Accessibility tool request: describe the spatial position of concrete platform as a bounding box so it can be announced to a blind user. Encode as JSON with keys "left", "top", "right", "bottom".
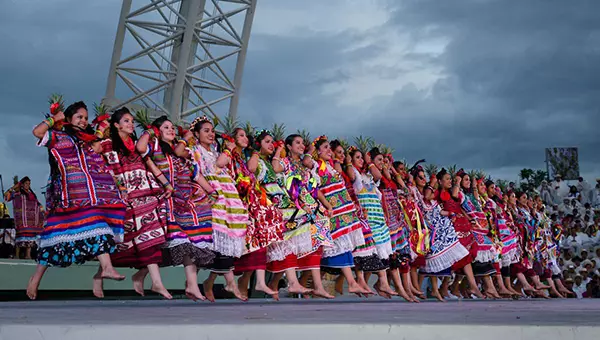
{"left": 1, "top": 299, "right": 599, "bottom": 340}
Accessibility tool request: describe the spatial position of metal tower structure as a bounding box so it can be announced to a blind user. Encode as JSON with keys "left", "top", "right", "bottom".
{"left": 103, "top": 0, "right": 257, "bottom": 123}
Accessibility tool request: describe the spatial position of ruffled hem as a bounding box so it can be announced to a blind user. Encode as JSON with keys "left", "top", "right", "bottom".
{"left": 37, "top": 234, "right": 115, "bottom": 267}
{"left": 474, "top": 248, "right": 498, "bottom": 264}
{"left": 162, "top": 243, "right": 215, "bottom": 267}
{"left": 211, "top": 228, "right": 246, "bottom": 258}
{"left": 424, "top": 241, "right": 469, "bottom": 273}
{"left": 266, "top": 229, "right": 312, "bottom": 262}
{"left": 323, "top": 228, "right": 365, "bottom": 258}
{"left": 500, "top": 247, "right": 520, "bottom": 267}
{"left": 375, "top": 242, "right": 394, "bottom": 260}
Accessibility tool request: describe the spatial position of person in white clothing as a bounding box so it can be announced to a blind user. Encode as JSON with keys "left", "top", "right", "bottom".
{"left": 572, "top": 275, "right": 586, "bottom": 299}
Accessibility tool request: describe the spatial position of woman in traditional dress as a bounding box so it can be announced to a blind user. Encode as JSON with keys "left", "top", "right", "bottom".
{"left": 458, "top": 171, "right": 501, "bottom": 298}
{"left": 269, "top": 134, "right": 334, "bottom": 299}
{"left": 137, "top": 115, "right": 215, "bottom": 301}
{"left": 94, "top": 108, "right": 171, "bottom": 299}
{"left": 181, "top": 117, "right": 248, "bottom": 301}
{"left": 27, "top": 101, "right": 126, "bottom": 300}
{"left": 4, "top": 177, "right": 44, "bottom": 259}
{"left": 369, "top": 147, "right": 414, "bottom": 301}
{"left": 532, "top": 196, "right": 563, "bottom": 297}
{"left": 228, "top": 127, "right": 284, "bottom": 299}
{"left": 310, "top": 136, "right": 369, "bottom": 295}
{"left": 436, "top": 168, "right": 484, "bottom": 298}
{"left": 346, "top": 147, "right": 396, "bottom": 297}
{"left": 330, "top": 141, "right": 378, "bottom": 296}
{"left": 508, "top": 191, "right": 549, "bottom": 296}
{"left": 420, "top": 184, "right": 469, "bottom": 301}
{"left": 253, "top": 131, "right": 312, "bottom": 297}
{"left": 482, "top": 181, "right": 521, "bottom": 296}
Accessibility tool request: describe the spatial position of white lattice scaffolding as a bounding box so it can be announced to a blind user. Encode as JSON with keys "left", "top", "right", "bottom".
{"left": 103, "top": 0, "right": 257, "bottom": 123}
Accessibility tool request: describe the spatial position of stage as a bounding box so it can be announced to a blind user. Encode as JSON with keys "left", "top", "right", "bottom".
{"left": 0, "top": 298, "right": 598, "bottom": 340}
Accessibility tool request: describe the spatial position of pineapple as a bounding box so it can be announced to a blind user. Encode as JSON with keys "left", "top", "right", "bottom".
{"left": 353, "top": 135, "right": 374, "bottom": 155}
{"left": 424, "top": 164, "right": 438, "bottom": 179}
{"left": 219, "top": 114, "right": 240, "bottom": 138}
{"left": 13, "top": 176, "right": 19, "bottom": 185}
{"left": 447, "top": 164, "right": 457, "bottom": 178}
{"left": 134, "top": 108, "right": 151, "bottom": 130}
{"left": 297, "top": 129, "right": 312, "bottom": 147}
{"left": 243, "top": 121, "right": 255, "bottom": 138}
{"left": 271, "top": 123, "right": 286, "bottom": 142}
{"left": 47, "top": 93, "right": 65, "bottom": 115}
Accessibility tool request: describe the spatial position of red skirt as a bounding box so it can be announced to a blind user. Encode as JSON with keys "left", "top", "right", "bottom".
{"left": 234, "top": 248, "right": 267, "bottom": 274}
{"left": 267, "top": 254, "right": 298, "bottom": 273}
{"left": 410, "top": 255, "right": 426, "bottom": 269}
{"left": 297, "top": 248, "right": 323, "bottom": 271}
{"left": 451, "top": 254, "right": 473, "bottom": 272}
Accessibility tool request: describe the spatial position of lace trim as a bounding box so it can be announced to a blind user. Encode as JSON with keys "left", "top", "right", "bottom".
{"left": 424, "top": 241, "right": 469, "bottom": 273}
{"left": 474, "top": 248, "right": 498, "bottom": 264}
{"left": 212, "top": 228, "right": 245, "bottom": 258}
{"left": 323, "top": 228, "right": 365, "bottom": 258}
{"left": 501, "top": 247, "right": 520, "bottom": 267}
{"left": 266, "top": 230, "right": 312, "bottom": 262}
{"left": 39, "top": 227, "right": 114, "bottom": 248}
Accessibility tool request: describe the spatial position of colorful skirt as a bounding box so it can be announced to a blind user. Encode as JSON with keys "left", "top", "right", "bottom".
{"left": 320, "top": 180, "right": 364, "bottom": 258}
{"left": 205, "top": 173, "right": 248, "bottom": 258}
{"left": 111, "top": 195, "right": 167, "bottom": 268}
{"left": 162, "top": 196, "right": 215, "bottom": 267}
{"left": 37, "top": 204, "right": 126, "bottom": 267}
{"left": 497, "top": 218, "right": 520, "bottom": 266}
{"left": 234, "top": 247, "right": 267, "bottom": 274}
{"left": 422, "top": 213, "right": 469, "bottom": 274}
{"left": 356, "top": 191, "right": 393, "bottom": 260}
{"left": 472, "top": 229, "right": 498, "bottom": 264}
{"left": 381, "top": 188, "right": 408, "bottom": 254}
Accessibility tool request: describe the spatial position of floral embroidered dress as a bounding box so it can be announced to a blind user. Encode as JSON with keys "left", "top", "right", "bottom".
{"left": 229, "top": 150, "right": 284, "bottom": 255}
{"left": 484, "top": 198, "right": 519, "bottom": 267}
{"left": 439, "top": 191, "right": 478, "bottom": 262}
{"left": 312, "top": 159, "right": 364, "bottom": 267}
{"left": 5, "top": 190, "right": 44, "bottom": 248}
{"left": 351, "top": 168, "right": 393, "bottom": 260}
{"left": 279, "top": 157, "right": 332, "bottom": 257}
{"left": 512, "top": 207, "right": 537, "bottom": 272}
{"left": 256, "top": 157, "right": 312, "bottom": 262}
{"left": 100, "top": 139, "right": 167, "bottom": 268}
{"left": 191, "top": 144, "right": 248, "bottom": 258}
{"left": 462, "top": 192, "right": 498, "bottom": 264}
{"left": 420, "top": 198, "right": 468, "bottom": 274}
{"left": 144, "top": 138, "right": 214, "bottom": 267}
{"left": 37, "top": 130, "right": 126, "bottom": 267}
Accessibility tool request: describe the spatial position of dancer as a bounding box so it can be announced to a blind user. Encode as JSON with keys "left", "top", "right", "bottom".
{"left": 458, "top": 171, "right": 500, "bottom": 298}
{"left": 370, "top": 147, "right": 415, "bottom": 301}
{"left": 310, "top": 136, "right": 369, "bottom": 295}
{"left": 347, "top": 147, "right": 396, "bottom": 298}
{"left": 28, "top": 101, "right": 126, "bottom": 300}
{"left": 436, "top": 168, "right": 484, "bottom": 298}
{"left": 183, "top": 116, "right": 249, "bottom": 301}
{"left": 253, "top": 130, "right": 312, "bottom": 297}
{"left": 271, "top": 134, "right": 334, "bottom": 299}
{"left": 228, "top": 127, "right": 284, "bottom": 299}
{"left": 483, "top": 181, "right": 521, "bottom": 296}
{"left": 95, "top": 108, "right": 171, "bottom": 299}
{"left": 331, "top": 141, "right": 380, "bottom": 296}
{"left": 137, "top": 115, "right": 215, "bottom": 302}
{"left": 4, "top": 177, "right": 44, "bottom": 259}
{"left": 420, "top": 184, "right": 469, "bottom": 301}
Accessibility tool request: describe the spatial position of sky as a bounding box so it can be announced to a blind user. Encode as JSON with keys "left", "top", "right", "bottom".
{"left": 1, "top": 0, "right": 600, "bottom": 201}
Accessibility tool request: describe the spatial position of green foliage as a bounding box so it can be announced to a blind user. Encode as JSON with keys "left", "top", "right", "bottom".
{"left": 271, "top": 123, "right": 286, "bottom": 141}
{"left": 353, "top": 135, "right": 374, "bottom": 155}
{"left": 134, "top": 108, "right": 151, "bottom": 129}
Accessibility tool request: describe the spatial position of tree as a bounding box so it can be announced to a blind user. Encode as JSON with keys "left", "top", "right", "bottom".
{"left": 518, "top": 168, "right": 548, "bottom": 193}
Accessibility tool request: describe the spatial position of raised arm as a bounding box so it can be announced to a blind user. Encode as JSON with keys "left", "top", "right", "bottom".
{"left": 33, "top": 112, "right": 64, "bottom": 139}
{"left": 247, "top": 151, "right": 260, "bottom": 173}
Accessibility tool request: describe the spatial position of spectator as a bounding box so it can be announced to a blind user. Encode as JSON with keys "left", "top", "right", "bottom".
{"left": 573, "top": 275, "right": 586, "bottom": 299}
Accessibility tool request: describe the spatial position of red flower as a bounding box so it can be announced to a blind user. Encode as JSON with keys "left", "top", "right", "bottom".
{"left": 50, "top": 102, "right": 60, "bottom": 114}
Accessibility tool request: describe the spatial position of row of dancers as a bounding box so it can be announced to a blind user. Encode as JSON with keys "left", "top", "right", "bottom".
{"left": 21, "top": 100, "right": 572, "bottom": 301}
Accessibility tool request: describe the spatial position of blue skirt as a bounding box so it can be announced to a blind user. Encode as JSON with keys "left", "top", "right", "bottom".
{"left": 321, "top": 251, "right": 354, "bottom": 268}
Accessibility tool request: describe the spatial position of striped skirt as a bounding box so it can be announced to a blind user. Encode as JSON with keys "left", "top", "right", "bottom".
{"left": 356, "top": 191, "right": 393, "bottom": 260}
{"left": 205, "top": 172, "right": 248, "bottom": 258}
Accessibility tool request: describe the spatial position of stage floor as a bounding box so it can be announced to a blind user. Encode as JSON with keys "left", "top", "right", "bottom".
{"left": 1, "top": 298, "right": 598, "bottom": 340}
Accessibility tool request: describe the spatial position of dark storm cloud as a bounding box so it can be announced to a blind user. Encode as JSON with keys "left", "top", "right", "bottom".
{"left": 358, "top": 0, "right": 600, "bottom": 177}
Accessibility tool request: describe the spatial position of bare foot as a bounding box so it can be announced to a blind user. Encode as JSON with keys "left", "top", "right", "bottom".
{"left": 535, "top": 283, "right": 551, "bottom": 290}
{"left": 151, "top": 284, "right": 173, "bottom": 299}
{"left": 312, "top": 289, "right": 335, "bottom": 299}
{"left": 432, "top": 290, "right": 446, "bottom": 302}
{"left": 359, "top": 282, "right": 376, "bottom": 295}
{"left": 288, "top": 282, "right": 313, "bottom": 295}
{"left": 374, "top": 284, "right": 391, "bottom": 299}
{"left": 101, "top": 267, "right": 125, "bottom": 281}
{"left": 225, "top": 282, "right": 248, "bottom": 301}
{"left": 93, "top": 273, "right": 105, "bottom": 299}
{"left": 497, "top": 288, "right": 512, "bottom": 296}
{"left": 238, "top": 278, "right": 249, "bottom": 300}
{"left": 131, "top": 272, "right": 146, "bottom": 297}
{"left": 185, "top": 284, "right": 206, "bottom": 302}
{"left": 202, "top": 280, "right": 215, "bottom": 302}
{"left": 469, "top": 288, "right": 485, "bottom": 299}
{"left": 411, "top": 286, "right": 424, "bottom": 296}
{"left": 255, "top": 283, "right": 278, "bottom": 298}
{"left": 348, "top": 282, "right": 365, "bottom": 295}
{"left": 26, "top": 277, "right": 41, "bottom": 300}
